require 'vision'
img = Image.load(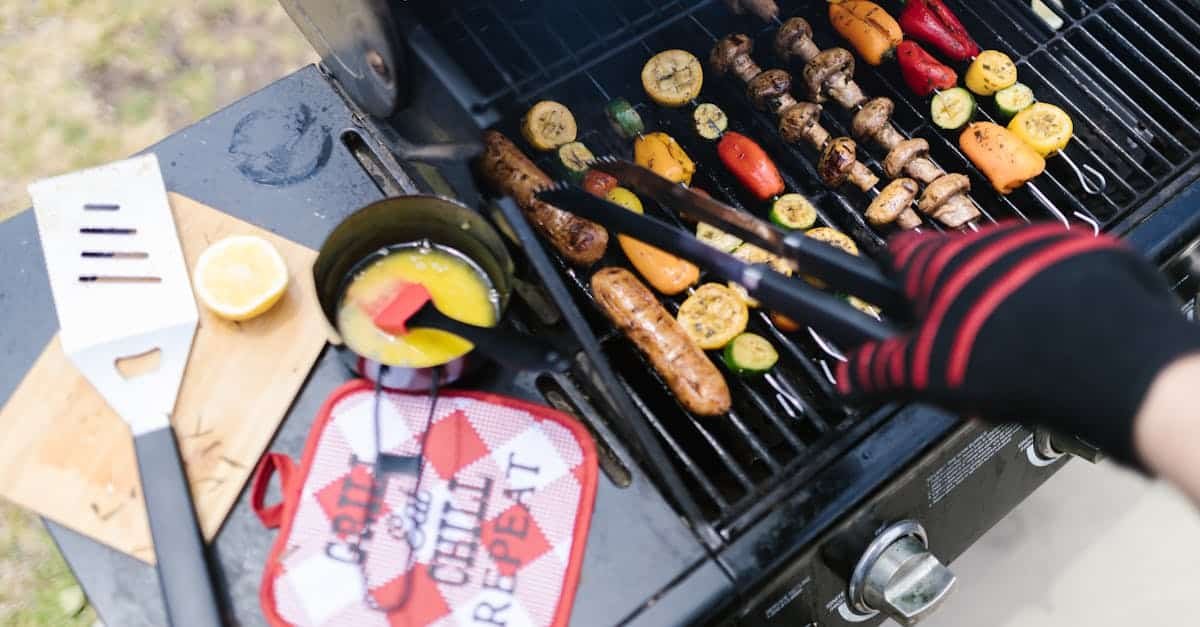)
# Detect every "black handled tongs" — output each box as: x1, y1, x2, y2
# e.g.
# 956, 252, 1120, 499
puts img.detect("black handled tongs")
536, 161, 903, 347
